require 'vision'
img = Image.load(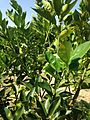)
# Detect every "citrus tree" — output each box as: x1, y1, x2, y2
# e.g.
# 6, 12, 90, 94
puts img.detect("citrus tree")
0, 0, 90, 120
